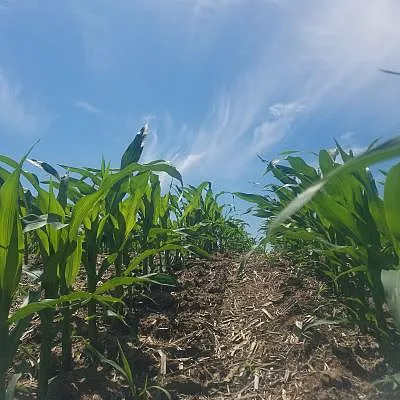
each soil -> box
[12,253,400,399]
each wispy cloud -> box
[146,0,400,182]
[250,102,305,156]
[72,3,112,74]
[69,0,400,184]
[142,96,304,182]
[340,131,355,142]
[0,68,42,134]
[74,99,100,114]
[179,152,207,174]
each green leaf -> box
[269,137,400,237]
[233,192,270,208]
[0,157,24,312]
[22,214,68,233]
[381,269,400,329]
[147,162,183,185]
[120,125,148,168]
[117,341,134,388]
[87,344,129,381]
[123,245,183,276]
[319,150,335,175]
[147,386,172,400]
[384,163,400,258]
[95,276,150,294]
[57,175,69,208]
[27,159,60,180]
[287,156,319,181]
[68,191,104,241]
[96,273,175,295]
[64,236,83,288]
[91,294,124,304]
[187,244,211,260]
[7,291,91,324]
[335,265,368,281]
[144,273,177,286]
[269,181,324,234]
[68,177,94,196]
[58,165,102,186]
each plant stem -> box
[61,306,73,372]
[59,257,73,372]
[0,315,8,400]
[112,254,125,319]
[85,229,98,347]
[23,232,29,265]
[38,310,53,400]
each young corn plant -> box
[23,152,177,398]
[88,340,171,400]
[0,157,26,400]
[175,182,254,255]
[55,128,183,344]
[0,150,44,400]
[239,137,400,338]
[0,125,253,400]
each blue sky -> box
[1,0,400,211]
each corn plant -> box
[0,149,47,400]
[239,137,400,338]
[22,155,181,397]
[0,126,253,400]
[0,156,27,400]
[175,182,254,255]
[88,341,171,399]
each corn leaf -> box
[269,137,400,237]
[384,162,400,257]
[381,269,400,328]
[0,160,24,312]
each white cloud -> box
[250,102,305,156]
[340,131,355,141]
[74,100,100,114]
[0,68,42,134]
[71,0,282,74]
[293,0,400,103]
[178,152,206,174]
[141,97,304,182]
[71,0,400,182]
[171,0,400,179]
[72,3,112,74]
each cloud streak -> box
[65,0,400,187]
[0,68,42,135]
[141,0,400,182]
[74,100,100,114]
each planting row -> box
[0,128,253,400]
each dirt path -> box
[138,254,393,399]
[15,254,399,399]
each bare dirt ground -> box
[13,253,400,399]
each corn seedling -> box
[88,341,171,400]
[238,137,400,338]
[0,126,252,399]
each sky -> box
[1,0,400,227]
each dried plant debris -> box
[14,253,400,399]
